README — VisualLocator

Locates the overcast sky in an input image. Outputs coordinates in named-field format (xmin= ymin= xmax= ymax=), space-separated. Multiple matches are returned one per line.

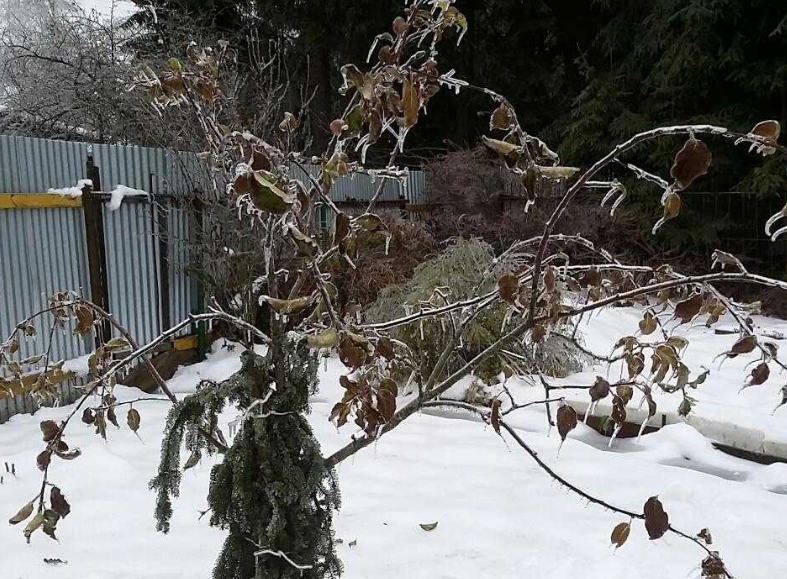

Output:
xmin=77 ymin=0 xmax=136 ymax=18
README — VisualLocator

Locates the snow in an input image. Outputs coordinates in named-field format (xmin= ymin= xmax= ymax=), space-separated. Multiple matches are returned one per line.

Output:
xmin=107 ymin=184 xmax=149 ymax=211
xmin=77 ymin=0 xmax=136 ymax=20
xmin=1 ymin=335 xmax=787 ymax=578
xmin=61 ymin=354 xmax=92 ymax=377
xmin=48 ymin=179 xmax=92 ymax=199
xmin=542 ymin=306 xmax=787 ymax=458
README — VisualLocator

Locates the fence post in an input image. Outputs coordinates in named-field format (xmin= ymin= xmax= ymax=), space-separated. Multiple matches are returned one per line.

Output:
xmin=82 ymin=155 xmax=111 ymax=344
xmin=151 ymin=173 xmax=171 ymax=332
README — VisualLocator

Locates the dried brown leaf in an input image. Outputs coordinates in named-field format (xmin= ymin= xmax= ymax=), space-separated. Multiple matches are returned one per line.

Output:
xmin=674 ymin=293 xmax=703 ymax=324
xmin=556 ymin=404 xmax=578 ymax=442
xmin=589 ymin=377 xmax=610 ymax=402
xmin=490 ymin=399 xmax=502 ymax=434
xmin=643 ymin=496 xmax=669 ymax=540
xmin=40 ymin=420 xmax=59 ymax=442
xmin=610 ymin=522 xmax=631 ymax=549
xmin=748 ymin=362 xmax=770 ymax=386
xmin=751 ymin=120 xmax=781 ymax=142
xmin=730 ymin=335 xmax=758 ymax=357
xmin=639 ymin=312 xmax=657 ymax=335
xmin=498 ymin=274 xmax=519 ymax=304
xmin=671 ymin=139 xmax=712 ymax=190
xmin=50 ymin=487 xmax=70 ymax=519
xmin=127 ymin=408 xmax=141 ymax=433
xmin=9 ymin=501 xmax=33 ymax=525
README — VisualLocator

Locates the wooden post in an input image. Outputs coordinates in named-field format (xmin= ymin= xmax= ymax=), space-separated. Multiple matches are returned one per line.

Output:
xmin=151 ymin=174 xmax=171 ymax=332
xmin=192 ymin=195 xmax=207 ymax=361
xmin=82 ymin=155 xmax=111 ymax=344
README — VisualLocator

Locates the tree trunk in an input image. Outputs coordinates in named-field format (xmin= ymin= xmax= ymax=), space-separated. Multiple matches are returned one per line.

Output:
xmin=308 ymin=42 xmax=333 ymax=155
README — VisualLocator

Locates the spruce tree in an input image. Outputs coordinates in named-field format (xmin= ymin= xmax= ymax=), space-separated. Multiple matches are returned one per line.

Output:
xmin=150 ymin=337 xmax=342 ymax=579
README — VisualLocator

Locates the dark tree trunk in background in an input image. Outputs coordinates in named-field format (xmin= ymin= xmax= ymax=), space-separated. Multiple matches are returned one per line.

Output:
xmin=308 ymin=42 xmax=334 ymax=155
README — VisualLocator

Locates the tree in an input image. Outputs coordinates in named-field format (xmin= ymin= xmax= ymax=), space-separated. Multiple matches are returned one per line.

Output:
xmin=0 ymin=0 xmax=138 ymax=141
xmin=4 ymin=3 xmax=787 ymax=579
xmin=557 ymin=0 xmax=787 ymax=195
xmin=152 ymin=343 xmax=342 ymax=579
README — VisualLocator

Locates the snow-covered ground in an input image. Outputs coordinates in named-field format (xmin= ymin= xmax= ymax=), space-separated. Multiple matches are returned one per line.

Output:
xmin=2 ymin=309 xmax=787 ymax=578
xmin=544 ymin=306 xmax=787 ymax=457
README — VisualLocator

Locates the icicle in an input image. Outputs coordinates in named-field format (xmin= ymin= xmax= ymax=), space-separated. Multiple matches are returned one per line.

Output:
xmin=361 ymin=141 xmax=372 ymax=165
xmin=608 ymin=424 xmax=622 ymax=448
xmin=367 ymin=37 xmax=379 ymax=63
xmin=636 ymin=417 xmax=649 ymax=443
xmin=556 ymin=440 xmax=565 ymax=459
xmin=583 ymin=401 xmax=596 ymax=424
xmin=384 ymin=234 xmax=392 ymax=256
xmin=419 ymin=319 xmax=425 ymax=341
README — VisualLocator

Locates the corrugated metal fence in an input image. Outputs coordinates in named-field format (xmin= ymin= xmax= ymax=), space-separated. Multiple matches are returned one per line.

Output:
xmin=0 ymin=134 xmax=425 ymax=423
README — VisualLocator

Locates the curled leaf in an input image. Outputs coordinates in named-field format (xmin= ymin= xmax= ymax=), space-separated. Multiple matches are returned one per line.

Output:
xmin=616 ymin=384 xmax=634 ymax=405
xmin=74 ymin=306 xmax=95 ymax=336
xmin=307 ymin=329 xmax=339 ymax=349
xmin=127 ymin=408 xmax=141 ymax=433
xmin=81 ymin=408 xmax=96 ymax=425
xmin=674 ymin=293 xmax=703 ymax=323
xmin=639 ymin=312 xmax=657 ymax=335
xmin=377 ymin=378 xmax=398 ymax=422
xmin=490 ymin=398 xmax=502 ymax=434
xmin=402 ymin=75 xmax=419 ymax=128
xmin=338 ymin=335 xmax=368 ymax=369
xmin=23 ymin=512 xmax=45 ymax=543
xmin=589 ymin=377 xmax=610 ymax=402
xmin=183 ymin=450 xmax=201 ymax=471
xmin=611 ymin=395 xmax=627 ymax=426
xmin=497 ymin=274 xmax=519 ymax=304
xmin=419 ymin=522 xmax=438 ymax=532
xmin=50 ymin=487 xmax=70 ymax=519
xmin=482 ymin=135 xmax=518 ymax=156
xmin=40 ymin=420 xmax=59 ymax=442
xmin=729 ymin=335 xmax=758 ymax=357
xmin=671 ymin=139 xmax=712 ymax=191
xmin=334 ymin=213 xmax=351 ymax=245
xmin=643 ymin=496 xmax=669 ymax=540
xmin=490 ymin=103 xmax=514 ymax=131
xmin=747 ymin=362 xmax=770 ymax=387
xmin=652 ymin=192 xmax=682 ymax=234
xmin=750 ymin=120 xmax=780 ymax=143
xmin=556 ymin=404 xmax=578 ymax=442
xmin=279 ymin=112 xmax=300 ymax=133
xmin=262 ymin=295 xmax=314 ymax=315
xmin=9 ymin=501 xmax=34 ymax=525
xmin=610 ymin=522 xmax=631 ymax=549
xmin=376 ymin=337 xmax=396 ymax=360
xmin=37 ymin=450 xmax=52 ymax=471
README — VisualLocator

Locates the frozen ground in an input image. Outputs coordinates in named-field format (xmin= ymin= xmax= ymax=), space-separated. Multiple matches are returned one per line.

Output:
xmin=2 ymin=308 xmax=787 ymax=578
xmin=541 ymin=306 xmax=787 ymax=457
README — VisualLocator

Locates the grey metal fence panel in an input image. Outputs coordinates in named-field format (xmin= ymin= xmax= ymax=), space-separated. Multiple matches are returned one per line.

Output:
xmin=0 ymin=206 xmax=91 ymax=366
xmin=0 ymin=135 xmax=202 ymax=374
xmin=102 ymin=201 xmax=163 ymax=345
xmin=168 ymin=205 xmax=196 ymax=324
xmin=288 ymin=162 xmax=424 ymax=205
xmin=1 ymin=134 xmax=426 ymax=422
